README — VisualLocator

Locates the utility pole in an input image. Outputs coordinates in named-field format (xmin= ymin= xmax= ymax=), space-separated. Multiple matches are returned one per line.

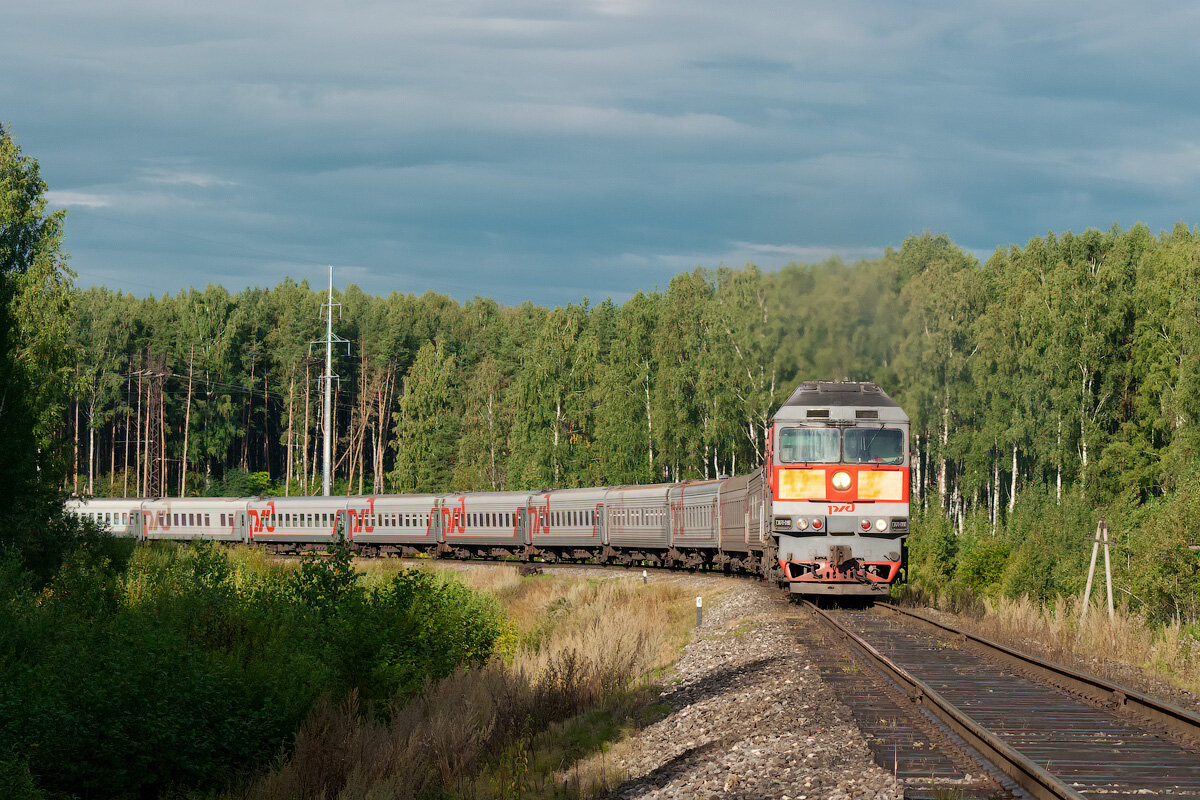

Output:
xmin=311 ymin=266 xmax=348 ymax=496
xmin=1081 ymin=517 xmax=1114 ymax=623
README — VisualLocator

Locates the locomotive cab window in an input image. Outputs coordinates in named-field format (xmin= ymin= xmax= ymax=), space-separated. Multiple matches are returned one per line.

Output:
xmin=844 ymin=428 xmax=905 ymax=465
xmin=777 ymin=427 xmax=840 ymax=463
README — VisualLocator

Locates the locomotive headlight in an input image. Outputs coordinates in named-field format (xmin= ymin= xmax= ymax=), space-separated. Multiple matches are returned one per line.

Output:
xmin=832 ymin=471 xmax=852 ymax=491
xmin=874 ymin=517 xmax=888 ymax=532
xmin=796 ymin=517 xmax=809 ymax=531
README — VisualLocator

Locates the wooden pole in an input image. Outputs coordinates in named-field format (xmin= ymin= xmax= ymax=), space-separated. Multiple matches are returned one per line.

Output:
xmin=1081 ymin=520 xmax=1101 ymax=624
xmin=1100 ymin=518 xmax=1114 ymax=620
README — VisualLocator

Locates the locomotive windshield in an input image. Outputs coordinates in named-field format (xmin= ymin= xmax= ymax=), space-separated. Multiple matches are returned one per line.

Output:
xmin=844 ymin=427 xmax=904 ymax=465
xmin=777 ymin=426 xmax=905 ymax=465
xmin=777 ymin=427 xmax=840 ymax=463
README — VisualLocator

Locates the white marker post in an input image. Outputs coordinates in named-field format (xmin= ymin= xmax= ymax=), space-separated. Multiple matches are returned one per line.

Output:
xmin=642 ymin=569 xmax=648 ymax=584
xmin=696 ymin=595 xmax=703 ymax=628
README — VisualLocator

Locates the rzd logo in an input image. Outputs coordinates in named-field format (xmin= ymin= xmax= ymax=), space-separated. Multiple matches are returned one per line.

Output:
xmin=827 ymin=503 xmax=855 ymax=513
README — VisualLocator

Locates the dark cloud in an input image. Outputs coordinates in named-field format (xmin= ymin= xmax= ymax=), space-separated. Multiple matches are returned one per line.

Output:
xmin=6 ymin=0 xmax=1200 ymax=305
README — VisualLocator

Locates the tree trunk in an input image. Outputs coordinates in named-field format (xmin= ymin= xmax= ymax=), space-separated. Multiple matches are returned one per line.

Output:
xmin=180 ymin=344 xmax=194 ymax=497
xmin=123 ymin=373 xmax=131 ymax=497
xmin=73 ymin=399 xmax=79 ymax=494
xmin=644 ymin=371 xmax=654 ymax=474
xmin=302 ymin=363 xmax=310 ymax=494
xmin=87 ymin=402 xmax=94 ymax=495
xmin=938 ymin=395 xmax=949 ymax=505
xmin=553 ymin=393 xmax=562 ymax=483
xmin=109 ymin=416 xmax=116 ymax=493
xmin=286 ymin=367 xmax=295 ymax=496
xmin=991 ymin=449 xmax=999 ymax=533
xmin=1056 ymin=415 xmax=1062 ymax=505
xmin=913 ymin=433 xmax=922 ymax=507
xmin=263 ymin=368 xmax=270 ymax=476
xmin=242 ymin=358 xmax=254 ymax=470
xmin=1008 ymin=442 xmax=1017 ymax=514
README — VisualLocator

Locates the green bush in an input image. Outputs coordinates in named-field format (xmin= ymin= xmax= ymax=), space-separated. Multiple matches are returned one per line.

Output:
xmin=956 ymin=533 xmax=1009 ymax=594
xmin=906 ymin=507 xmax=956 ymax=585
xmin=0 ymin=540 xmax=504 ymax=798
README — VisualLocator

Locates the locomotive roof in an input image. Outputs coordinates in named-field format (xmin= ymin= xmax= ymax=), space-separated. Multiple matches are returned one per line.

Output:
xmin=774 ymin=381 xmax=908 ymax=423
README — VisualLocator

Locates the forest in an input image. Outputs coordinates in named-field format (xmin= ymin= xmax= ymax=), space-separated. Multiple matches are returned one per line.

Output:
xmin=7 ymin=123 xmax=1200 ymax=620
xmin=67 ymin=226 xmax=1200 ymax=511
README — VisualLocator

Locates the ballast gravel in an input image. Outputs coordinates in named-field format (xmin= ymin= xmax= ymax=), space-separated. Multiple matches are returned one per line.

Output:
xmin=603 ymin=580 xmax=902 ymax=800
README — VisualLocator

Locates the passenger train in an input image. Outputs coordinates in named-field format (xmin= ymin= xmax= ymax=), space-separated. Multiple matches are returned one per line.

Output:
xmin=68 ymin=381 xmax=909 ymax=596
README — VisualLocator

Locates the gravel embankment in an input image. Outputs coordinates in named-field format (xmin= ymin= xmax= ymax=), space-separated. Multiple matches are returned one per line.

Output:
xmin=605 ymin=581 xmax=901 ymax=800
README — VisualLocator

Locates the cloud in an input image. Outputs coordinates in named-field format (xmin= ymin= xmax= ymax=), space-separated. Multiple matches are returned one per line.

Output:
xmin=45 ymin=191 xmax=112 ymax=209
xmin=8 ymin=0 xmax=1200 ymax=305
xmin=138 ymin=168 xmax=237 ymax=188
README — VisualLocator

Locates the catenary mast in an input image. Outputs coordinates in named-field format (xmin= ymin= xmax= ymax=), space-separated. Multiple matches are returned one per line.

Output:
xmin=323 ymin=267 xmax=333 ymax=496
xmin=311 ymin=266 xmax=347 ymax=496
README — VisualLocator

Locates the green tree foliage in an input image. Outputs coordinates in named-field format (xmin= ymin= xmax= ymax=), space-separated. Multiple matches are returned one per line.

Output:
xmin=0 ymin=124 xmax=77 ymax=579
xmin=389 ymin=336 xmax=462 ymax=492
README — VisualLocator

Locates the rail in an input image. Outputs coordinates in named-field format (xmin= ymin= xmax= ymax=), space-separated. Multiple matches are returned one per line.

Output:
xmin=879 ymin=602 xmax=1200 ymax=749
xmin=802 ymin=600 xmax=1087 ymax=800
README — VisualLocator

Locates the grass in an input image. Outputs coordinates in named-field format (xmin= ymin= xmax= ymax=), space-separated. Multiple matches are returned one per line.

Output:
xmin=229 ymin=565 xmax=707 ymax=800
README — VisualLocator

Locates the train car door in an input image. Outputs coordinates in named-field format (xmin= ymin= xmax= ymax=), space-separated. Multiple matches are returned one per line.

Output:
xmin=516 ymin=507 xmax=529 ymax=543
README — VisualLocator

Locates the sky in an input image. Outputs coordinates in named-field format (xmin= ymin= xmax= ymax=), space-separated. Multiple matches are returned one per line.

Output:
xmin=5 ymin=1 xmax=1200 ymax=306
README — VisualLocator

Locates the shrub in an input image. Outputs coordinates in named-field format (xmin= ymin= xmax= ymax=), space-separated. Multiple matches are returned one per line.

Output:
xmin=0 ymin=541 xmax=504 ymax=798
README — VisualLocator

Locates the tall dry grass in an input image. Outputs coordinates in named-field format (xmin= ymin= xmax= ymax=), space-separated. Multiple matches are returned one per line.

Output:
xmin=234 ymin=568 xmax=699 ymax=800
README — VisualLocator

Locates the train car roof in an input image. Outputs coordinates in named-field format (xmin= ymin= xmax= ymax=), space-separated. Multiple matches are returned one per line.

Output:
xmin=774 ymin=381 xmax=908 ymax=423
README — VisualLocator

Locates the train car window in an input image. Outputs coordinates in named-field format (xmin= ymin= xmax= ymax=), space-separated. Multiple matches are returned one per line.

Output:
xmin=204 ymin=514 xmax=210 ymax=526
xmin=844 ymin=428 xmax=905 ymax=465
xmin=777 ymin=427 xmax=840 ymax=463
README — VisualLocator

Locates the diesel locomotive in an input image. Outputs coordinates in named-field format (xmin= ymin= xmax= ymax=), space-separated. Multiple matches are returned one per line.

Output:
xmin=68 ymin=381 xmax=909 ymax=596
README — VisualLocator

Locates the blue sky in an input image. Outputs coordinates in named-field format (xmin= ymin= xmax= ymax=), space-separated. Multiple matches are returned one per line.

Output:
xmin=5 ymin=1 xmax=1200 ymax=305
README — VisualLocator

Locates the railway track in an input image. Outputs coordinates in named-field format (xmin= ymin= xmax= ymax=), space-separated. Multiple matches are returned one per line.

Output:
xmin=797 ymin=601 xmax=1200 ymax=799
